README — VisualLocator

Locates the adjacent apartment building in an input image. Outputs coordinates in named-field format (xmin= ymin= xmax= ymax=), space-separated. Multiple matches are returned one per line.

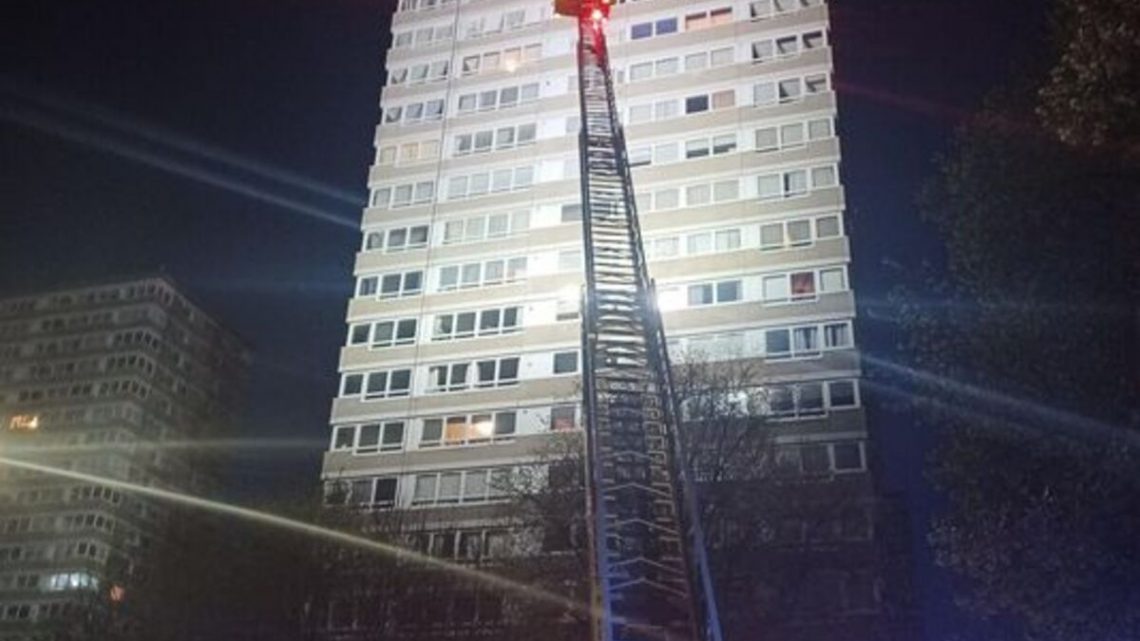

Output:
xmin=321 ymin=0 xmax=916 ymax=638
xmin=0 ymin=276 xmax=250 ymax=640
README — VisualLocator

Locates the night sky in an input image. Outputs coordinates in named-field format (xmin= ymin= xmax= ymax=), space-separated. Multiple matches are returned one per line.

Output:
xmin=1 ymin=0 xmax=1047 ymax=637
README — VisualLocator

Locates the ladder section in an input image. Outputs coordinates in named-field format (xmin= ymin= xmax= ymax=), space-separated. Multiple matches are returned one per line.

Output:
xmin=575 ymin=19 xmax=708 ymax=641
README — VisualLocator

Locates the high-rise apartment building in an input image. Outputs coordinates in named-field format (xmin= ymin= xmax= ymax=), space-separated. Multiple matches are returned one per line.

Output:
xmin=321 ymin=0 xmax=916 ymax=638
xmin=0 ymin=276 xmax=250 ymax=639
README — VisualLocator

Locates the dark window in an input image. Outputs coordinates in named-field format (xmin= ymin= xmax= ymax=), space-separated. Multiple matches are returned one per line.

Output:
xmin=685 ymin=95 xmax=709 ymax=114
xmin=800 ymin=384 xmax=825 ymax=414
xmin=631 ymin=22 xmax=653 ymax=39
xmin=480 ymin=309 xmax=501 ymax=331
xmin=801 ymin=445 xmax=830 ymax=473
xmin=333 ymin=427 xmax=354 ymax=449
xmin=396 ymin=319 xmax=417 ymax=343
xmin=765 ymin=329 xmax=790 ymax=355
xmin=422 ymin=419 xmax=443 ymax=444
xmin=350 ymin=325 xmax=370 ymax=345
xmin=830 ymin=380 xmax=856 ymax=407
xmin=833 ymin=442 xmax=863 ymax=470
xmin=373 ymin=478 xmax=397 ymax=506
xmin=404 ymin=271 xmax=423 ymax=293
xmin=499 ymin=357 xmax=519 ymax=381
xmin=553 ymin=351 xmax=578 ymax=374
xmin=390 ymin=369 xmax=411 ymax=394
xmin=716 ymin=280 xmax=741 ymax=302
xmin=656 ymin=17 xmax=678 ymax=34
xmin=366 ymin=372 xmax=388 ymax=396
xmin=358 ymin=424 xmax=381 ymax=450
xmin=380 ymin=274 xmax=402 ymax=295
xmin=343 ymin=374 xmax=363 ymax=396
xmin=494 ymin=412 xmax=517 ymax=436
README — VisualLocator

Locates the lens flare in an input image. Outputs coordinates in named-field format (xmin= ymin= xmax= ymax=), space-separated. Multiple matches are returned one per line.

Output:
xmin=0 ymin=104 xmax=358 ymax=231
xmin=1 ymin=82 xmax=364 ymax=207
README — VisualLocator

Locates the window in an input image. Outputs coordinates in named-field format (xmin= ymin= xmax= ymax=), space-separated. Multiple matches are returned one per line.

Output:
xmin=438 ymin=258 xmax=527 ymax=291
xmin=553 ymin=351 xmax=579 ymax=374
xmin=447 ymin=167 xmax=534 ymax=200
xmin=766 ymin=382 xmax=827 ymax=419
xmin=432 ymin=306 xmax=522 ymax=341
xmin=371 ymin=319 xmax=418 ymax=348
xmin=685 ymin=95 xmax=709 ymax=114
xmin=362 ymin=369 xmax=411 ymax=400
xmin=630 ymin=146 xmax=652 ymax=167
xmin=333 ymin=426 xmax=354 ymax=450
xmin=808 ymin=117 xmax=833 ymax=140
xmin=558 ymin=250 xmax=583 ymax=272
xmin=710 ymin=46 xmax=734 ymax=67
xmin=716 ymin=280 xmax=742 ymax=302
xmin=812 ymin=166 xmax=837 ymax=187
xmin=556 ymin=297 xmax=580 ymax=321
xmin=710 ymin=7 xmax=733 ymax=25
xmin=428 ymin=357 xmax=519 ymax=393
xmin=341 ymin=421 xmax=405 ymax=454
xmin=341 ymin=374 xmax=363 ymax=396
xmin=685 ymin=12 xmax=710 ymax=30
xmin=454 ymin=123 xmax=537 ymax=156
xmin=801 ymin=445 xmax=830 ymax=473
xmin=364 ymin=225 xmax=429 ymax=253
xmin=428 ymin=362 xmax=471 ymax=393
xmin=753 ymin=82 xmax=777 ymax=106
xmin=631 ymin=22 xmax=653 ymax=39
xmin=820 ymin=268 xmax=846 ymax=292
xmin=412 ymin=468 xmax=510 ymax=506
xmin=713 ymin=180 xmax=739 ymax=202
xmin=681 ymin=184 xmax=710 ymax=207
xmin=349 ymin=318 xmax=416 ymax=348
xmin=372 ymin=271 xmax=422 ymax=299
xmin=421 ymin=411 xmax=517 ymax=447
xmin=685 ymin=139 xmax=710 ymax=159
xmin=443 ymin=211 xmax=529 ymax=244
xmin=655 ymin=188 xmax=679 ymax=210
xmin=829 ymin=380 xmax=858 ymax=407
xmin=824 ymin=322 xmax=851 ymax=348
xmin=688 ymin=233 xmax=713 ymax=255
xmin=833 ymin=442 xmax=864 ymax=471
xmin=357 ymin=277 xmax=379 ymax=297
xmin=630 ymin=62 xmax=653 ymax=81
xmin=341 ymin=369 xmax=410 ymax=400
xmin=687 ymin=280 xmax=741 ymax=306
xmin=373 ymin=478 xmax=398 ymax=506
xmin=561 ymin=203 xmax=582 ymax=223
xmin=712 ymin=134 xmax=737 ymax=155
xmin=714 ymin=229 xmax=741 ymax=251
xmin=655 ymin=142 xmax=679 ymax=164
xmin=712 ymin=89 xmax=735 ymax=109
xmin=752 ymin=40 xmax=775 ymax=62
xmin=650 ymin=237 xmax=679 ymax=258
xmin=551 ymin=405 xmax=576 ymax=431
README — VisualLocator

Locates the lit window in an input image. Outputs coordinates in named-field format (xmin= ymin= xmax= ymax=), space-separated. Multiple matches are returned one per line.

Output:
xmin=551 ymin=405 xmax=576 ymax=431
xmin=8 ymin=415 xmax=39 ymax=432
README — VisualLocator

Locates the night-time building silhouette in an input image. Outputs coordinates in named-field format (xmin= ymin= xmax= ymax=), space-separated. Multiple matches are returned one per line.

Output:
xmin=0 ymin=276 xmax=249 ymax=639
